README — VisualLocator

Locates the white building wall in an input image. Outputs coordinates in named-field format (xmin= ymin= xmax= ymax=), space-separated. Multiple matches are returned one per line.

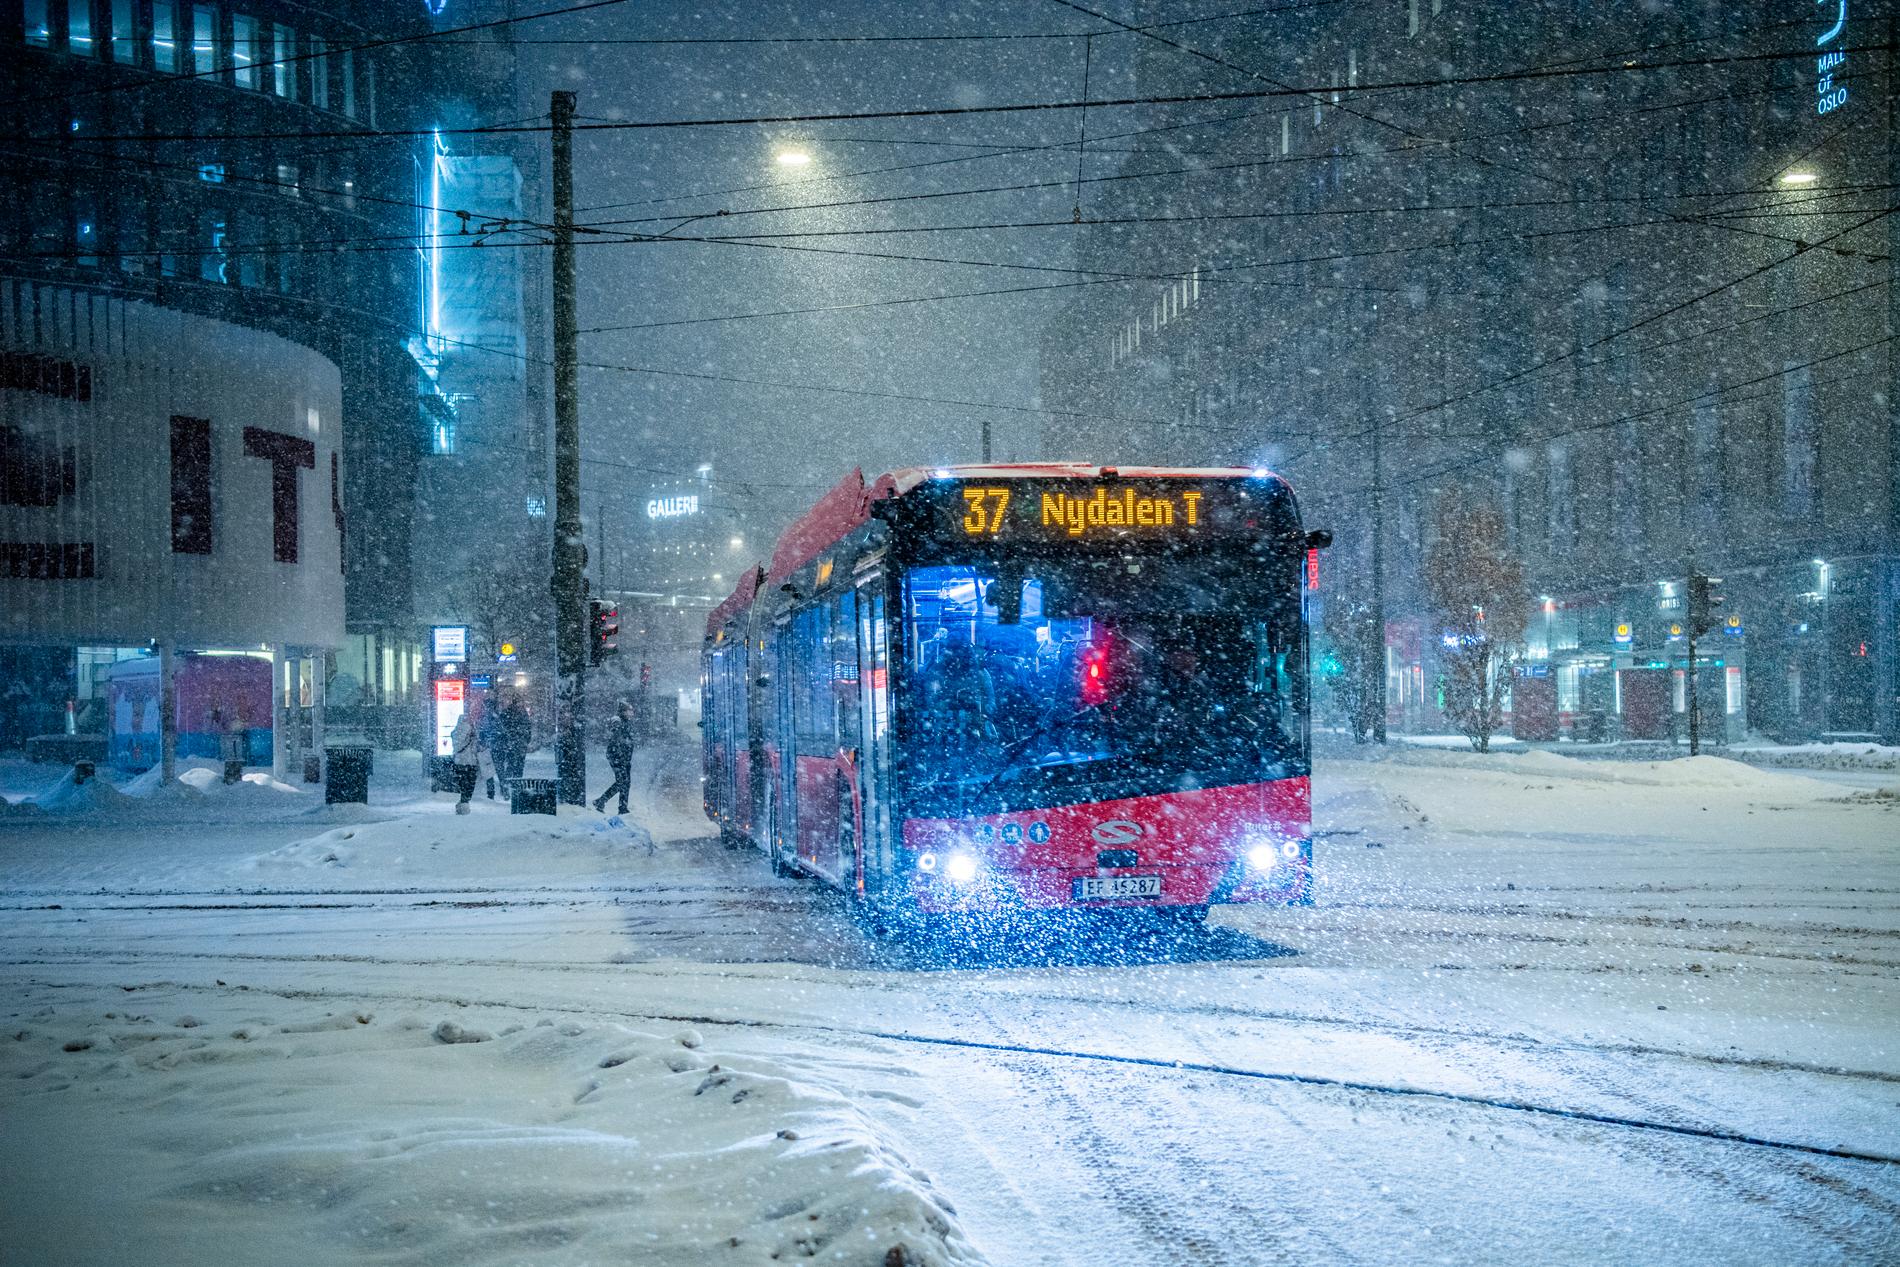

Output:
xmin=1 ymin=281 xmax=345 ymax=649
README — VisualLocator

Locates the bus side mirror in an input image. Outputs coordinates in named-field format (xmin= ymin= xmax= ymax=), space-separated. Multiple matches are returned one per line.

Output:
xmin=1305 ymin=529 xmax=1333 ymax=550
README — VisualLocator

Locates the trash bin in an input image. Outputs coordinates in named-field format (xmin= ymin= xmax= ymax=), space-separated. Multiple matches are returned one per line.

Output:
xmin=1582 ymin=709 xmax=1610 ymax=744
xmin=428 ymin=755 xmax=457 ymax=793
xmin=325 ymin=746 xmax=373 ymax=804
xmin=510 ymin=776 xmax=557 ymax=816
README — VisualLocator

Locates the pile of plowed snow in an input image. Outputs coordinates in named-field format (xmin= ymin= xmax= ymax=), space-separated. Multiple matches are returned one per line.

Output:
xmin=2 ymin=1002 xmax=984 ymax=1267
xmin=248 ymin=806 xmax=654 ymax=881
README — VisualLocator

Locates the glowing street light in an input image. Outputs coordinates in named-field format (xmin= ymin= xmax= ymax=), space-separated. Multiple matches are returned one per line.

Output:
xmin=775 ymin=149 xmax=812 ymax=167
xmin=1779 ymin=171 xmax=1819 ymax=186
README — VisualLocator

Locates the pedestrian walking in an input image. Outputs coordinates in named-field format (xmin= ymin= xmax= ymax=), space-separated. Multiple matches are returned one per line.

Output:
xmin=450 ymin=711 xmax=480 ymax=814
xmin=593 ymin=700 xmax=635 ymax=816
xmin=496 ymin=695 xmax=532 ymax=791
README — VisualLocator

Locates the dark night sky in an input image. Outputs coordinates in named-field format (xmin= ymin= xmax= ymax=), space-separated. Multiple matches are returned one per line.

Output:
xmin=508 ymin=0 xmax=1177 ymax=545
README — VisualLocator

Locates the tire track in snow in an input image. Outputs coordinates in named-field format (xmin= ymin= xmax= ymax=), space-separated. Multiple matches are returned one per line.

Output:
xmin=6 ymin=944 xmax=1897 ymax=1088
xmin=12 ymin=968 xmax=1897 ymax=1170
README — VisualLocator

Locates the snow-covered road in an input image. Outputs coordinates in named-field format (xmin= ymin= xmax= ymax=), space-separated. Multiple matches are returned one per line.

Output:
xmin=2 ymin=746 xmax=1897 ymax=1264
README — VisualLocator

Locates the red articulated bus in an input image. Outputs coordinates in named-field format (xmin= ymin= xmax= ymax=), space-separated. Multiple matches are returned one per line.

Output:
xmin=702 ymin=464 xmax=1322 ymax=926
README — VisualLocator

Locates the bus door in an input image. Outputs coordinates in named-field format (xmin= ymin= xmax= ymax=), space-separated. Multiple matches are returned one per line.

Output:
xmin=771 ymin=615 xmax=796 ymax=863
xmin=855 ymin=578 xmax=893 ymax=896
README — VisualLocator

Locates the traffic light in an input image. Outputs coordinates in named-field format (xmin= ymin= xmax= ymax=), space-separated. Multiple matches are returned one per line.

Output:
xmin=589 ymin=599 xmax=620 ymax=666
xmin=1687 ymin=574 xmax=1723 ymax=638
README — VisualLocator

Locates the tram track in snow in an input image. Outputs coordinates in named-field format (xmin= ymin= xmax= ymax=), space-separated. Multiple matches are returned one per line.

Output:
xmin=6 ymin=941 xmax=1900 ymax=1088
xmin=9 ymin=966 xmax=1898 ymax=1170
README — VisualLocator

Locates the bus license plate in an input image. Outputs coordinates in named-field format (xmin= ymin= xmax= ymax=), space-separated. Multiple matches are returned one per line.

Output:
xmin=1074 ymin=875 xmax=1162 ymax=901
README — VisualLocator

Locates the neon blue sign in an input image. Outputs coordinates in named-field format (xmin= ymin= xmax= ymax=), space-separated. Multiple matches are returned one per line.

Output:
xmin=1815 ymin=3 xmax=1848 ymax=116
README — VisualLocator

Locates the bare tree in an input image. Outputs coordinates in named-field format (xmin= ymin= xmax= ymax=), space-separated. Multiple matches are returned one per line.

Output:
xmin=443 ymin=555 xmax=553 ymax=667
xmin=1322 ymin=594 xmax=1385 ymax=743
xmin=1424 ymin=501 xmax=1531 ymax=753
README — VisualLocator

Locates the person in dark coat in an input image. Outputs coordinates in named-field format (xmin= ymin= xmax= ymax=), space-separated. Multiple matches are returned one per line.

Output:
xmin=593 ymin=700 xmax=636 ymax=816
xmin=493 ymin=695 xmax=532 ymax=791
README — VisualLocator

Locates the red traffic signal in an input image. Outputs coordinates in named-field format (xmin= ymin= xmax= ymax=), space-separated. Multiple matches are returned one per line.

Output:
xmin=589 ymin=599 xmax=620 ymax=665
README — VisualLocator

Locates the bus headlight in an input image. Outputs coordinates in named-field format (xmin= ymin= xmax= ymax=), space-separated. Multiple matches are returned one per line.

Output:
xmin=1247 ymin=843 xmax=1277 ymax=871
xmin=945 ymin=852 xmax=980 ymax=884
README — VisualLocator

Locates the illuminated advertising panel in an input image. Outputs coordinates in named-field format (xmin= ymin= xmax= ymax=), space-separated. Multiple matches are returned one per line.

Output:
xmin=433 ymin=678 xmax=466 ymax=757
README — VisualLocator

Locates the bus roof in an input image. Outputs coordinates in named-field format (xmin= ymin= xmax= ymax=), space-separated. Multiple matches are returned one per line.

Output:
xmin=711 ymin=463 xmax=1294 ymax=637
xmin=706 ymin=565 xmax=763 ymax=636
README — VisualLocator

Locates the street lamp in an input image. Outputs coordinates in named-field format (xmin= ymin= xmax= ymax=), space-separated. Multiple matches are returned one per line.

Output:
xmin=774 ymin=149 xmax=812 ymax=167
xmin=1779 ymin=171 xmax=1819 ymax=186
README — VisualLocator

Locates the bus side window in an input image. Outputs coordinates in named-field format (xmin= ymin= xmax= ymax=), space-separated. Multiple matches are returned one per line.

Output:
xmin=833 ymin=589 xmax=860 ymax=750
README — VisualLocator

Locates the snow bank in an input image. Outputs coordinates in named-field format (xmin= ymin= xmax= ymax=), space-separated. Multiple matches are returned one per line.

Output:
xmin=2 ymin=1006 xmax=984 ymax=1266
xmin=1370 ymin=746 xmax=1838 ymax=796
xmin=31 ymin=767 xmax=138 ymax=813
xmin=247 ymin=806 xmax=655 ymax=881
xmin=1732 ymin=741 xmax=1900 ymax=773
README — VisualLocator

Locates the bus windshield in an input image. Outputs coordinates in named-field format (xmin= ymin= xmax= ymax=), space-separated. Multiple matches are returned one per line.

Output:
xmin=900 ymin=556 xmax=1307 ymax=815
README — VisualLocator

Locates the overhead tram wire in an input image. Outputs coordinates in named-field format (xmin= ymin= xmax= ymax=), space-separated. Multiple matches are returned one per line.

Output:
xmin=3 ymin=134 xmax=532 ymax=231
xmin=1318 ymin=335 xmax=1897 ymax=503
xmin=54 ymin=42 xmax=1897 ymax=145
xmin=1304 ymin=276 xmax=1891 ymax=455
xmin=1042 ymin=0 xmax=1830 ymax=258
xmin=419 ymin=2 xmax=1339 ymax=46
xmin=575 ymin=176 xmax=1898 ymax=236
xmin=1283 ymin=200 xmax=1900 ymax=463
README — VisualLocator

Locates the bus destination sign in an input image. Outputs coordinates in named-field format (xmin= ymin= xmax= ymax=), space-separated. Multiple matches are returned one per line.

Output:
xmin=959 ymin=484 xmax=1208 ymax=539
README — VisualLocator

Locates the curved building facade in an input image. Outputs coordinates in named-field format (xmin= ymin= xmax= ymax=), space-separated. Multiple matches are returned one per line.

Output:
xmin=2 ymin=2 xmax=544 ymax=749
xmin=1 ymin=280 xmax=344 ymax=648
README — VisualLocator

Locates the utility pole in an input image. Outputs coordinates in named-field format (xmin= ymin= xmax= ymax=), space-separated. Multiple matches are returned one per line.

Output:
xmin=1368 ymin=403 xmax=1388 ymax=743
xmin=550 ymin=90 xmax=586 ymax=806
xmin=980 ymin=417 xmax=993 ymax=463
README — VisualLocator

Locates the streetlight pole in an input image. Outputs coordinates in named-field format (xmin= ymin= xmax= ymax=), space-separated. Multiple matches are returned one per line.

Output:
xmin=1368 ymin=403 xmax=1388 ymax=743
xmin=550 ymin=89 xmax=586 ymax=806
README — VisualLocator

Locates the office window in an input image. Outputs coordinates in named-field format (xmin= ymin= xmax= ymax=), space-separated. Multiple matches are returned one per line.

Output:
xmin=1547 ymin=442 xmax=1575 ymax=551
xmin=191 ymin=4 xmax=214 ymax=73
xmin=1612 ymin=420 xmax=1642 ymax=555
xmin=116 ymin=204 xmax=144 ymax=274
xmin=27 ymin=0 xmax=50 ymax=47
xmin=232 ymin=14 xmax=257 ymax=87
xmin=1782 ymin=362 xmax=1816 ymax=518
xmin=272 ymin=24 xmax=293 ymax=96
xmin=309 ymin=34 xmax=328 ymax=109
xmin=341 ymin=49 xmax=356 ymax=117
xmin=151 ymin=3 xmax=176 ymax=71
xmin=1691 ymin=397 xmax=1722 ymax=541
xmin=275 ymin=162 xmax=299 ymax=196
xmin=70 ymin=0 xmax=94 ymax=56
xmin=111 ymin=0 xmax=135 ymax=62
xmin=201 ymin=214 xmax=227 ymax=283
xmin=234 ymin=213 xmax=261 ymax=287
xmin=75 ymin=203 xmax=99 ymax=267
xmin=1408 ymin=0 xmax=1420 ymax=37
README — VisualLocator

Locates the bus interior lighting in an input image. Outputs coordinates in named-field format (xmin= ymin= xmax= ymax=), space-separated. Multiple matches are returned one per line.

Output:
xmin=917 ymin=851 xmax=938 ymax=874
xmin=945 ymin=853 xmax=980 ymax=884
